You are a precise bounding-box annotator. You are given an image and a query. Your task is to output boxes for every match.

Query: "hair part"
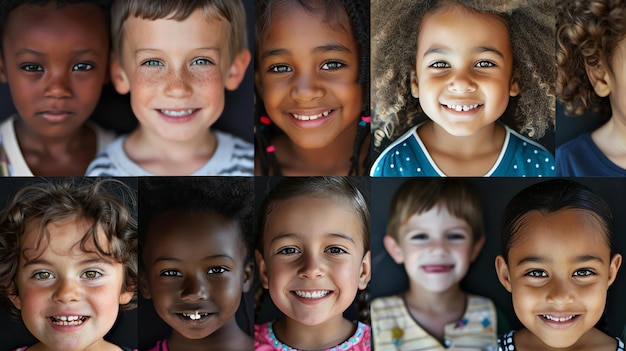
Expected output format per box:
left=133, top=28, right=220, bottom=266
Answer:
left=0, top=178, right=137, bottom=318
left=110, top=0, right=248, bottom=64
left=501, top=179, right=613, bottom=263
left=556, top=0, right=626, bottom=118
left=386, top=178, right=485, bottom=243
left=371, top=0, right=555, bottom=149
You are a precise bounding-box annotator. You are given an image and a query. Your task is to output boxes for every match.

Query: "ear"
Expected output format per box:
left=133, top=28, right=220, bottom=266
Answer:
left=410, top=70, right=419, bottom=98
left=110, top=53, right=130, bottom=95
left=8, top=287, right=21, bottom=310
left=0, top=55, right=6, bottom=83
left=470, top=235, right=486, bottom=262
left=225, top=49, right=251, bottom=91
left=242, top=261, right=254, bottom=293
left=509, top=76, right=520, bottom=97
left=358, top=250, right=372, bottom=289
left=585, top=61, right=611, bottom=97
left=495, top=255, right=512, bottom=293
left=255, top=249, right=269, bottom=289
left=119, top=290, right=134, bottom=305
left=607, top=253, right=622, bottom=288
left=383, top=235, right=405, bottom=264
left=139, top=274, right=151, bottom=300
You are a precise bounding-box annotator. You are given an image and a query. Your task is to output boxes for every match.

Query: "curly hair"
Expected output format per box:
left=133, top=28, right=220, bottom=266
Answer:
left=556, top=0, right=626, bottom=118
left=371, top=0, right=555, bottom=149
left=138, top=177, right=254, bottom=263
left=0, top=0, right=111, bottom=55
left=254, top=0, right=371, bottom=176
left=0, top=178, right=138, bottom=318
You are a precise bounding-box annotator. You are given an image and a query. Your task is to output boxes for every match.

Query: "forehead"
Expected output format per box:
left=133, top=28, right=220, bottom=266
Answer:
left=510, top=209, right=611, bottom=262
left=3, top=3, right=108, bottom=44
left=417, top=4, right=510, bottom=53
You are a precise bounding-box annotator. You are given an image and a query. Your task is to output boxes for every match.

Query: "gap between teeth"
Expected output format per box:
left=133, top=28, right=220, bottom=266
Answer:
left=295, top=290, right=330, bottom=299
left=543, top=315, right=575, bottom=322
left=161, top=109, right=195, bottom=117
left=182, top=312, right=208, bottom=320
left=292, top=110, right=331, bottom=121
left=51, top=316, right=86, bottom=325
left=445, top=104, right=480, bottom=112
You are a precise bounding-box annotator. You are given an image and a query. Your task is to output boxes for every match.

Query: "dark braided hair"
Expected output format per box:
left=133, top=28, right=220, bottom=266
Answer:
left=254, top=0, right=370, bottom=176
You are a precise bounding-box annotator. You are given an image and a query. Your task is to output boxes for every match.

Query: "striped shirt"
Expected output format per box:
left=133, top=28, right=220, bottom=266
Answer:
left=86, top=130, right=253, bottom=176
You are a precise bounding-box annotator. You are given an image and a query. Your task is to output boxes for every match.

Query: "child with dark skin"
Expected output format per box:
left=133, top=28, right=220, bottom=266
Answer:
left=139, top=178, right=254, bottom=351
left=0, top=1, right=114, bottom=176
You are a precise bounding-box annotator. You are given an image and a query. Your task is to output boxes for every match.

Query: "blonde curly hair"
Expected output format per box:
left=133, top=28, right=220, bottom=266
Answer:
left=371, top=0, right=555, bottom=149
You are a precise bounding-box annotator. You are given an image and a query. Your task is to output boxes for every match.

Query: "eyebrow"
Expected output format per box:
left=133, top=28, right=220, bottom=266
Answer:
left=269, top=232, right=356, bottom=245
left=260, top=44, right=352, bottom=61
left=423, top=46, right=504, bottom=59
left=516, top=255, right=605, bottom=266
left=15, top=48, right=101, bottom=57
left=153, top=254, right=234, bottom=265
left=134, top=47, right=221, bottom=55
left=23, top=257, right=112, bottom=268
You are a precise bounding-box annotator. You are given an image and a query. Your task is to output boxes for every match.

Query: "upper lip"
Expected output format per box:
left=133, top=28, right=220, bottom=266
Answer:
left=171, top=304, right=215, bottom=314
left=37, top=109, right=73, bottom=115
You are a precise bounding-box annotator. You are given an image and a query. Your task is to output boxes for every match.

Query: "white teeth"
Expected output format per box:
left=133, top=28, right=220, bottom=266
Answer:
left=161, top=109, right=195, bottom=117
left=294, top=290, right=330, bottom=299
left=445, top=104, right=480, bottom=112
left=50, top=315, right=86, bottom=326
left=182, top=311, right=208, bottom=320
left=291, top=110, right=331, bottom=121
left=543, top=315, right=576, bottom=322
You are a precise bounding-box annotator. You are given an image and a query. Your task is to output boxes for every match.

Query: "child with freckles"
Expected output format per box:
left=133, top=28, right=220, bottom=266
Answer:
left=87, top=0, right=253, bottom=176
left=0, top=1, right=116, bottom=176
left=0, top=178, right=138, bottom=351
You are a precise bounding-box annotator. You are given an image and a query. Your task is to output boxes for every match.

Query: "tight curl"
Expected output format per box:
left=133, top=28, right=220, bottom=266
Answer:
left=556, top=0, right=626, bottom=118
left=371, top=0, right=555, bottom=148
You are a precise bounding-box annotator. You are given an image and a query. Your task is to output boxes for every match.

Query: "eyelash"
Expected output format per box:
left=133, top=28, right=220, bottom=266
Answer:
left=33, top=271, right=54, bottom=280
left=142, top=60, right=163, bottom=67
left=161, top=270, right=182, bottom=277
left=207, top=266, right=228, bottom=274
left=325, top=246, right=347, bottom=255
left=277, top=247, right=300, bottom=255
left=525, top=269, right=547, bottom=278
left=428, top=61, right=496, bottom=69
left=268, top=64, right=292, bottom=73
left=321, top=61, right=344, bottom=70
left=73, top=63, right=94, bottom=71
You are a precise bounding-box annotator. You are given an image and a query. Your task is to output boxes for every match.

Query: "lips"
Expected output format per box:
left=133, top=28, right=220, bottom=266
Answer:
left=421, top=264, right=454, bottom=273
left=37, top=110, right=74, bottom=122
left=49, top=315, right=87, bottom=326
left=179, top=311, right=213, bottom=320
left=293, top=290, right=331, bottom=299
left=290, top=110, right=333, bottom=121
left=159, top=109, right=197, bottom=117
left=443, top=103, right=482, bottom=112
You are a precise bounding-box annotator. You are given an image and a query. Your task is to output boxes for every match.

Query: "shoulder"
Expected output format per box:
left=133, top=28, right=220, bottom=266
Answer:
left=497, top=330, right=516, bottom=350
left=143, top=339, right=166, bottom=351
left=371, top=126, right=434, bottom=176
left=615, top=337, right=625, bottom=351
left=86, top=136, right=139, bottom=176
left=205, top=130, right=253, bottom=176
left=495, top=126, right=554, bottom=176
left=254, top=322, right=278, bottom=350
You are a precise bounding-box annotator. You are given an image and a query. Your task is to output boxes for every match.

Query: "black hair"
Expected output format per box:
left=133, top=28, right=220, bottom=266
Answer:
left=254, top=0, right=370, bottom=175
left=138, top=177, right=254, bottom=264
left=0, top=0, right=111, bottom=55
left=501, top=179, right=614, bottom=263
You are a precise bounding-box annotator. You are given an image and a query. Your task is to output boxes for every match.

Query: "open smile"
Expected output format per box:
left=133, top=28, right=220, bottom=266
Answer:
left=443, top=103, right=482, bottom=112
left=159, top=109, right=198, bottom=117
left=293, top=290, right=331, bottom=299
left=291, top=110, right=333, bottom=121
left=49, top=315, right=88, bottom=326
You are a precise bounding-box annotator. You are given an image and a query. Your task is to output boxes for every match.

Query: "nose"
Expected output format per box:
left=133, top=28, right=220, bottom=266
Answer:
left=164, top=69, right=193, bottom=98
left=428, top=239, right=449, bottom=257
left=53, top=277, right=81, bottom=303
left=181, top=271, right=209, bottom=301
left=298, top=251, right=325, bottom=279
left=290, top=71, right=324, bottom=102
left=546, top=278, right=575, bottom=306
left=44, top=71, right=73, bottom=99
left=448, top=69, right=477, bottom=94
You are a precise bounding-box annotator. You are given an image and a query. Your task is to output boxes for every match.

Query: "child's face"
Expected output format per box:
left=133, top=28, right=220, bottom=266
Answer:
left=9, top=217, right=133, bottom=351
left=111, top=10, right=249, bottom=143
left=255, top=3, right=363, bottom=150
left=141, top=212, right=252, bottom=340
left=384, top=205, right=483, bottom=293
left=0, top=3, right=109, bottom=139
left=496, top=209, right=622, bottom=349
left=411, top=4, right=519, bottom=137
left=256, top=196, right=371, bottom=326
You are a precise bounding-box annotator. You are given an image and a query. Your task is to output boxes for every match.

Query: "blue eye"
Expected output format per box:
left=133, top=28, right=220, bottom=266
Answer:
left=192, top=58, right=213, bottom=66
left=161, top=270, right=182, bottom=277
left=142, top=60, right=163, bottom=67
left=269, top=64, right=292, bottom=73
left=321, top=61, right=344, bottom=70
left=21, top=64, right=43, bottom=72
left=73, top=63, right=93, bottom=71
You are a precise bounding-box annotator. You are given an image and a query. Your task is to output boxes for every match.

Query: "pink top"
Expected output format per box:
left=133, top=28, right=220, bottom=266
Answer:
left=254, top=321, right=371, bottom=351
left=146, top=339, right=168, bottom=351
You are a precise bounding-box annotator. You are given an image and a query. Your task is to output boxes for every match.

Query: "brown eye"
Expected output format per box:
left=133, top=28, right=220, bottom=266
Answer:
left=81, top=271, right=101, bottom=279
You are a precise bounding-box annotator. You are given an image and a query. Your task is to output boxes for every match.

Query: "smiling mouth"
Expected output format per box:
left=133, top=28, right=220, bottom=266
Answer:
left=291, top=110, right=332, bottom=121
left=159, top=109, right=196, bottom=117
left=179, top=311, right=212, bottom=321
left=541, top=314, right=578, bottom=322
left=49, top=315, right=87, bottom=326
left=444, top=104, right=481, bottom=112
left=293, top=290, right=331, bottom=299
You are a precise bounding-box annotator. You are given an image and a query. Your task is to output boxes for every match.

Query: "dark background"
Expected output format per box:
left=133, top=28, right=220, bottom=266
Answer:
left=369, top=177, right=626, bottom=340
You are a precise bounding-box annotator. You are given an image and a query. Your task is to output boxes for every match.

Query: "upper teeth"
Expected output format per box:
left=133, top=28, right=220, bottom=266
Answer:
left=292, top=110, right=331, bottom=121
left=51, top=315, right=86, bottom=326
left=294, top=290, right=330, bottom=299
left=445, top=104, right=480, bottom=112
left=543, top=315, right=575, bottom=322
left=161, top=109, right=194, bottom=117
left=182, top=311, right=207, bottom=320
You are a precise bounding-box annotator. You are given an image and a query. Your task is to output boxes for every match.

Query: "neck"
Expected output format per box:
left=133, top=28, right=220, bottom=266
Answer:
left=274, top=315, right=355, bottom=350
left=14, top=119, right=89, bottom=154
left=168, top=317, right=252, bottom=351
left=425, top=120, right=503, bottom=156
left=405, top=282, right=466, bottom=314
